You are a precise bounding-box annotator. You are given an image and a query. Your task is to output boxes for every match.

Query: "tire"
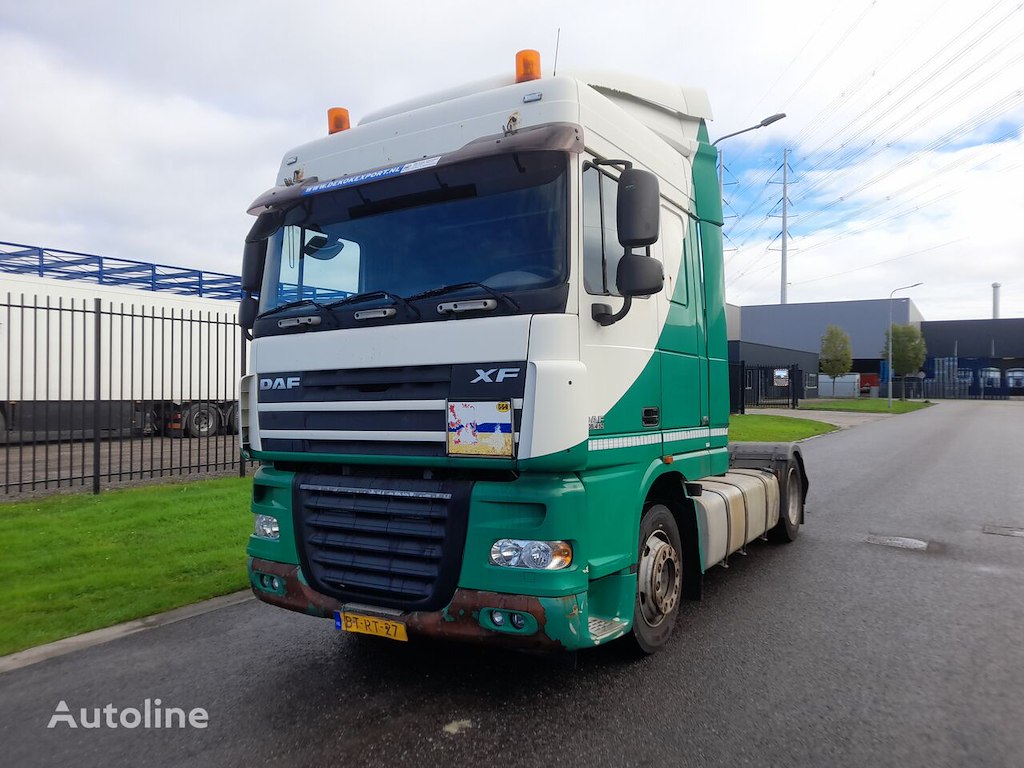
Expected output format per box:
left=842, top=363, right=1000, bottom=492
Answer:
left=630, top=504, right=684, bottom=654
left=183, top=403, right=221, bottom=438
left=226, top=404, right=240, bottom=436
left=769, top=461, right=804, bottom=543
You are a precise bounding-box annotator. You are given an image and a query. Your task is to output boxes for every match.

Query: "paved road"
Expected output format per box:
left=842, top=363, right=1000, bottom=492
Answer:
left=2, top=400, right=1022, bottom=767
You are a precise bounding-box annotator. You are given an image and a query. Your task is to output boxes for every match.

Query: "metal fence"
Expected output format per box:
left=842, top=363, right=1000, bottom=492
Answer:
left=2, top=291, right=250, bottom=496
left=731, top=362, right=802, bottom=411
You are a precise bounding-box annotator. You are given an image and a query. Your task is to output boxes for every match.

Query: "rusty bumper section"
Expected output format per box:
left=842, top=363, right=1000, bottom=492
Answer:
left=249, top=557, right=580, bottom=651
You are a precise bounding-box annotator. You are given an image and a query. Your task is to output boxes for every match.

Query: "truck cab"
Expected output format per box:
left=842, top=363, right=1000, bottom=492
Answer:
left=240, top=53, right=805, bottom=654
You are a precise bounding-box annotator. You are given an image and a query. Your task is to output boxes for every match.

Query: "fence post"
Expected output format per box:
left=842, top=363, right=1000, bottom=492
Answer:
left=238, top=326, right=247, bottom=478
left=93, top=297, right=102, bottom=494
left=790, top=365, right=799, bottom=409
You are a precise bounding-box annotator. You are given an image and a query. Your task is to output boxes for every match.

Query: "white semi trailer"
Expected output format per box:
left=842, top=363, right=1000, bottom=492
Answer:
left=0, top=271, right=242, bottom=441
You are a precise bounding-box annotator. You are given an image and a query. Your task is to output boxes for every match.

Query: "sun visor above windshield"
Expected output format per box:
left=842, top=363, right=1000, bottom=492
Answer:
left=247, top=122, right=583, bottom=215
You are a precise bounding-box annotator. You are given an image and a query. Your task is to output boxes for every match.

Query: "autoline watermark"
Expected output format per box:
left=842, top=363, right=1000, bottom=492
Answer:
left=48, top=699, right=208, bottom=729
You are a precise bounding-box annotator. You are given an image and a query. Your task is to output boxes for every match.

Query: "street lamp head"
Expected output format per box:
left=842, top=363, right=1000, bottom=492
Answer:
left=711, top=112, right=787, bottom=146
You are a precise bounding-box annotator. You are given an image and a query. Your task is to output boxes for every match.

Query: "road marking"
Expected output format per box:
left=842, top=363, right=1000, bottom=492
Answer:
left=865, top=534, right=929, bottom=551
left=983, top=525, right=1024, bottom=538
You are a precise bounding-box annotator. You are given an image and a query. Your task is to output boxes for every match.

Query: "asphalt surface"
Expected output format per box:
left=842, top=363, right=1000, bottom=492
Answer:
left=2, top=400, right=1022, bottom=767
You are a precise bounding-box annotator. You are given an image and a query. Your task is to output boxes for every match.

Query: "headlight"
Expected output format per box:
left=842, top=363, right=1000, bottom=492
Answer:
left=489, top=539, right=572, bottom=570
left=253, top=514, right=280, bottom=539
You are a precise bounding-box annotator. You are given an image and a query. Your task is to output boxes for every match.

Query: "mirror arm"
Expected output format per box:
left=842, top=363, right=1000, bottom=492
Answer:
left=591, top=295, right=632, bottom=327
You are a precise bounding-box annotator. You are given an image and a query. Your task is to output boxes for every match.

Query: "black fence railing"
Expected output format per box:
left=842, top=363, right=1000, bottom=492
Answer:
left=2, top=291, right=251, bottom=496
left=730, top=362, right=801, bottom=411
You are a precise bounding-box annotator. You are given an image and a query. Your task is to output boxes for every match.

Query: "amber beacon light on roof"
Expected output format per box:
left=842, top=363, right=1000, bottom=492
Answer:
left=327, top=106, right=351, bottom=135
left=515, top=49, right=541, bottom=83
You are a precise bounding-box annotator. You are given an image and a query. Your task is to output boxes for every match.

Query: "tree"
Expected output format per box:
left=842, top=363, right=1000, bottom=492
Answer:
left=882, top=324, right=927, bottom=400
left=820, top=325, right=853, bottom=397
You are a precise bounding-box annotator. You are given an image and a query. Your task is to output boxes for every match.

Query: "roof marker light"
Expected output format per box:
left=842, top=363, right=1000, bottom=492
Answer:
left=515, top=49, right=541, bottom=83
left=327, top=107, right=351, bottom=135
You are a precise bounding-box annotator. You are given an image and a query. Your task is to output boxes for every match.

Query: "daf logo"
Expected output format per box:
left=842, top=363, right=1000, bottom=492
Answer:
left=471, top=368, right=520, bottom=384
left=259, top=376, right=301, bottom=390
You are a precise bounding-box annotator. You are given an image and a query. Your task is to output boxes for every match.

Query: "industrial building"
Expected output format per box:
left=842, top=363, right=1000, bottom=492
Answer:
left=728, top=297, right=1023, bottom=399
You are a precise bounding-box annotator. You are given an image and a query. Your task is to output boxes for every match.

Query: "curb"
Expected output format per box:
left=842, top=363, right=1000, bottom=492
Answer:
left=0, top=590, right=254, bottom=675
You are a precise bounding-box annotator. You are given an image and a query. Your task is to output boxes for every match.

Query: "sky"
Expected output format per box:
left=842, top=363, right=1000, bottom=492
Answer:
left=0, top=0, right=1021, bottom=321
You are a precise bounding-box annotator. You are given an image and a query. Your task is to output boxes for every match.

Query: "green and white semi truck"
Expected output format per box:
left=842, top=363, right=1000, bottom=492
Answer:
left=238, top=51, right=808, bottom=654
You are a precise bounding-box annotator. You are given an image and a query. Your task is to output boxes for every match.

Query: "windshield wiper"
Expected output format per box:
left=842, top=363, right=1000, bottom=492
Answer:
left=257, top=298, right=333, bottom=320
left=326, top=290, right=421, bottom=320
left=406, top=282, right=520, bottom=311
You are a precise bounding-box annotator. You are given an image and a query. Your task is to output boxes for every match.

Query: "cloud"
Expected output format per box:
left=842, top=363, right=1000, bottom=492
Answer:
left=0, top=0, right=1022, bottom=319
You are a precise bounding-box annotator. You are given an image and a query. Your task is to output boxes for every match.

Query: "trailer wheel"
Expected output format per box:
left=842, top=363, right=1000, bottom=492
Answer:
left=769, top=462, right=804, bottom=543
left=630, top=504, right=683, bottom=654
left=183, top=404, right=221, bottom=438
left=226, top=404, right=240, bottom=436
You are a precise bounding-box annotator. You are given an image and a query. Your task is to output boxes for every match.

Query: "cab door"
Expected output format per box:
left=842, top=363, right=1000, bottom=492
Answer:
left=656, top=209, right=709, bottom=458
left=578, top=160, right=662, bottom=465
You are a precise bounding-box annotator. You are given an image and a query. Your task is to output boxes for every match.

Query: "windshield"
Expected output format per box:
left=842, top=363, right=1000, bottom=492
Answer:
left=259, top=151, right=568, bottom=313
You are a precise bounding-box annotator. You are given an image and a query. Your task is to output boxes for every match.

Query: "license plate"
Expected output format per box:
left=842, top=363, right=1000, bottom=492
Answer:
left=335, top=611, right=408, bottom=642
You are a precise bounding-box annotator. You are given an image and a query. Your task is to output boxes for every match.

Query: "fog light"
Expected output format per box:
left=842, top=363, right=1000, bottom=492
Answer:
left=510, top=612, right=526, bottom=630
left=491, top=610, right=506, bottom=627
left=489, top=539, right=572, bottom=570
left=254, top=514, right=279, bottom=539
left=270, top=576, right=281, bottom=591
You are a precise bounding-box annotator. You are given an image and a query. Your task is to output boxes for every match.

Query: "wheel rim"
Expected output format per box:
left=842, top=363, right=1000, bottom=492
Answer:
left=786, top=470, right=801, bottom=525
left=637, top=530, right=681, bottom=628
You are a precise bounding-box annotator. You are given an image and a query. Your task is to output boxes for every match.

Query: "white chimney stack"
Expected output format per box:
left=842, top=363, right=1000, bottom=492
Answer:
left=992, top=282, right=1001, bottom=319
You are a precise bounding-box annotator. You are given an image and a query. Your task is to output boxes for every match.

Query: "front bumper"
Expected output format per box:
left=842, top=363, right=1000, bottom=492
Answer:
left=249, top=557, right=585, bottom=652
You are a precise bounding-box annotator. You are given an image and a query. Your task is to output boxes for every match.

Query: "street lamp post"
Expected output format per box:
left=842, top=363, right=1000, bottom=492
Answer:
left=888, top=282, right=923, bottom=409
left=712, top=112, right=786, bottom=193
left=712, top=113, right=787, bottom=303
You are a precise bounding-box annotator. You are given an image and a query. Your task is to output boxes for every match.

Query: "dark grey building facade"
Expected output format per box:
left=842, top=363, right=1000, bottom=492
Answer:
left=740, top=298, right=923, bottom=360
left=920, top=318, right=1024, bottom=398
left=730, top=298, right=1022, bottom=399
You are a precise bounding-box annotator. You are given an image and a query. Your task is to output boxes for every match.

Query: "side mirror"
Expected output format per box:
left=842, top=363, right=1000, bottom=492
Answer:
left=246, top=209, right=284, bottom=242
left=238, top=295, right=259, bottom=331
left=591, top=254, right=665, bottom=327
left=241, top=240, right=267, bottom=293
left=617, top=168, right=660, bottom=247
left=616, top=252, right=664, bottom=297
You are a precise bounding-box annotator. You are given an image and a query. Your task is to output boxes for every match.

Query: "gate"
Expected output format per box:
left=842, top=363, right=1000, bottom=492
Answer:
left=734, top=363, right=801, bottom=409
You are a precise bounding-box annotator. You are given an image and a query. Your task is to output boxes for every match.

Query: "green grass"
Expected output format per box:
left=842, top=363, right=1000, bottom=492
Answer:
left=0, top=476, right=252, bottom=656
left=799, top=398, right=933, bottom=414
left=729, top=414, right=836, bottom=442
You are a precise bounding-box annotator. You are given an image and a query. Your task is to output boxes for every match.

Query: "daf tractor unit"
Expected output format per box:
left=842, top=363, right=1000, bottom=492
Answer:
left=238, top=50, right=807, bottom=654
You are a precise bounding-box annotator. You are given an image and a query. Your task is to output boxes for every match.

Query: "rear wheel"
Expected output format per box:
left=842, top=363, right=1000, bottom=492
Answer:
left=630, top=504, right=683, bottom=654
left=183, top=404, right=221, bottom=438
left=769, top=462, right=804, bottom=543
left=226, top=404, right=240, bottom=436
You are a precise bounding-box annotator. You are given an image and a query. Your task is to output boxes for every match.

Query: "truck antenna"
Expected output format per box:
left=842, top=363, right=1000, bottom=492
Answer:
left=553, top=28, right=561, bottom=76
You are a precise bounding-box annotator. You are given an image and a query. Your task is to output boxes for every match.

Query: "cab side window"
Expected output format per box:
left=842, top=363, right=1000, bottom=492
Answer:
left=582, top=163, right=621, bottom=296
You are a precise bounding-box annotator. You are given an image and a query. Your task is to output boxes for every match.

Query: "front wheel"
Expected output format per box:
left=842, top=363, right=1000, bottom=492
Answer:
left=630, top=504, right=683, bottom=654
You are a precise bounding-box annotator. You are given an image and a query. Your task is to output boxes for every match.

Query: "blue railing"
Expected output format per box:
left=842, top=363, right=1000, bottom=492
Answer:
left=0, top=241, right=242, bottom=300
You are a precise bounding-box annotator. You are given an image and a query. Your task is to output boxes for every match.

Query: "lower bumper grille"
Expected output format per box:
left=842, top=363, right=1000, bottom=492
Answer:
left=294, top=474, right=472, bottom=611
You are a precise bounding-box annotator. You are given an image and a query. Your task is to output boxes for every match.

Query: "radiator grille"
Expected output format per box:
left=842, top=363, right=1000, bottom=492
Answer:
left=295, top=475, right=472, bottom=611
